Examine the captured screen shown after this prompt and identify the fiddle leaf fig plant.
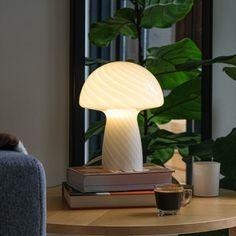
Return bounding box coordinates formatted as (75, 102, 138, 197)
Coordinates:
(176, 54, 236, 80)
(151, 78, 201, 123)
(85, 0, 236, 167)
(141, 0, 194, 28)
(89, 8, 138, 47)
(145, 38, 201, 89)
(185, 128, 236, 190)
(213, 129, 236, 180)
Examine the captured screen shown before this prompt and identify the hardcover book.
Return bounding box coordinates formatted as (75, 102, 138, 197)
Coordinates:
(67, 164, 174, 192)
(62, 182, 156, 209)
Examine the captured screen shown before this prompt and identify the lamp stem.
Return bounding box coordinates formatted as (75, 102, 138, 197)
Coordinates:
(102, 109, 143, 172)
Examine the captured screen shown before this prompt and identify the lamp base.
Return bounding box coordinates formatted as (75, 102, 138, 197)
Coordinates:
(102, 109, 143, 172)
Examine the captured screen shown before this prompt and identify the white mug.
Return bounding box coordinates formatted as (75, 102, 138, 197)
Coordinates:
(192, 161, 221, 197)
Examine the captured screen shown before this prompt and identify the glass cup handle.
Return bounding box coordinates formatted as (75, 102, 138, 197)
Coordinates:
(182, 189, 192, 206)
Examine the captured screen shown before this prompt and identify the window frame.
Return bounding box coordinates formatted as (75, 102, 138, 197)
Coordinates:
(69, 0, 213, 166)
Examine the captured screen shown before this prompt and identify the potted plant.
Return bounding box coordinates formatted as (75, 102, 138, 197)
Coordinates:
(85, 0, 236, 182)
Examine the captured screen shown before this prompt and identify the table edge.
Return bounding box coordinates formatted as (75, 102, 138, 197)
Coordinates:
(47, 217, 236, 235)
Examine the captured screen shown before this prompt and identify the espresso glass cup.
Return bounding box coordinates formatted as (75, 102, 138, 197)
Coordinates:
(154, 184, 192, 216)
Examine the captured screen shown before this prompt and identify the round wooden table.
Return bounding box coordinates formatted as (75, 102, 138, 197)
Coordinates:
(47, 186, 236, 235)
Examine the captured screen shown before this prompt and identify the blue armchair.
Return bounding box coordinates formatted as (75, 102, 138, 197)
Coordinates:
(0, 150, 46, 236)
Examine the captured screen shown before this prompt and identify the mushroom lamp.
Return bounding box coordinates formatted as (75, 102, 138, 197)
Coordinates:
(79, 61, 164, 172)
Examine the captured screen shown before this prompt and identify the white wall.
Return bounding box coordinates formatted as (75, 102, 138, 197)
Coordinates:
(148, 27, 175, 47)
(212, 0, 236, 138)
(0, 0, 69, 186)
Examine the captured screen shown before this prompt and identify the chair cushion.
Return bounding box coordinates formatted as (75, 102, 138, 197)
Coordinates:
(0, 151, 46, 236)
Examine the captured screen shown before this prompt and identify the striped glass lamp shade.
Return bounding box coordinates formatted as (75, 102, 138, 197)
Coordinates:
(79, 61, 164, 172)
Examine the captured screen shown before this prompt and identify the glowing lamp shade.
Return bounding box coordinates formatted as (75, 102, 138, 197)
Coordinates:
(79, 61, 164, 171)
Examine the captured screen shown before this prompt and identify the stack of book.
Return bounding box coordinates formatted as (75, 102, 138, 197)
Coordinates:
(63, 164, 174, 209)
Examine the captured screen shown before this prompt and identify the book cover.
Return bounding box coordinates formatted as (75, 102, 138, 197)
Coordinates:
(67, 164, 174, 192)
(62, 182, 156, 209)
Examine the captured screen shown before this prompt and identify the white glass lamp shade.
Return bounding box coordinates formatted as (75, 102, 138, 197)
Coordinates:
(79, 61, 164, 171)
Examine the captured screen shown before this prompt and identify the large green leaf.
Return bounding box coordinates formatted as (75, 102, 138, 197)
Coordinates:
(139, 118, 160, 157)
(89, 8, 137, 47)
(146, 38, 201, 89)
(176, 55, 236, 81)
(85, 57, 108, 66)
(150, 78, 201, 122)
(151, 148, 175, 165)
(188, 140, 215, 161)
(89, 19, 120, 47)
(176, 55, 236, 71)
(149, 129, 200, 147)
(178, 146, 189, 159)
(85, 121, 106, 141)
(220, 177, 236, 191)
(114, 7, 136, 22)
(147, 129, 200, 165)
(223, 67, 236, 80)
(141, 0, 193, 28)
(213, 128, 236, 179)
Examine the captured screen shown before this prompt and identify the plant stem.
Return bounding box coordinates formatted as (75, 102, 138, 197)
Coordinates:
(134, 1, 148, 135)
(134, 2, 143, 66)
(144, 110, 148, 134)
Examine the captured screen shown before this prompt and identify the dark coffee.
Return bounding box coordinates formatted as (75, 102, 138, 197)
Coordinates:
(154, 185, 192, 216)
(155, 191, 183, 211)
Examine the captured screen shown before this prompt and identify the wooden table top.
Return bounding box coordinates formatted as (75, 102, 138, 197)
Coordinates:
(47, 186, 236, 235)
